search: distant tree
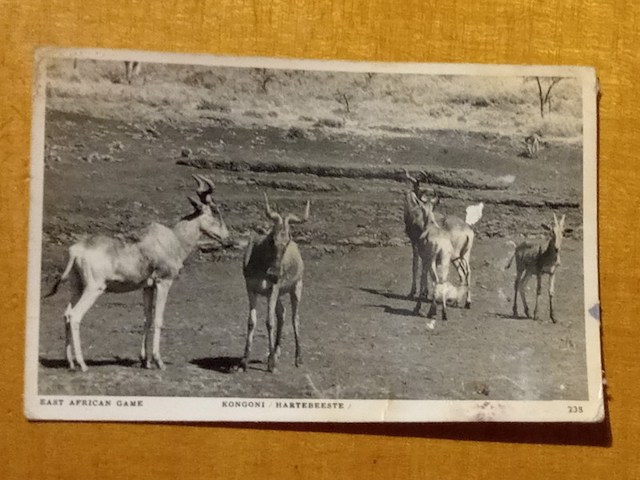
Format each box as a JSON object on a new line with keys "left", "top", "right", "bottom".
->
{"left": 255, "top": 68, "right": 276, "bottom": 93}
{"left": 533, "top": 77, "right": 563, "bottom": 118}
{"left": 335, "top": 90, "right": 353, "bottom": 113}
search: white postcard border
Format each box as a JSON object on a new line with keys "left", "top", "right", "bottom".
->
{"left": 24, "top": 47, "right": 603, "bottom": 423}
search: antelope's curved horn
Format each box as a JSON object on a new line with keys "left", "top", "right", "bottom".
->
{"left": 192, "top": 174, "right": 208, "bottom": 194}
{"left": 197, "top": 174, "right": 215, "bottom": 193}
{"left": 264, "top": 192, "right": 280, "bottom": 221}
{"left": 402, "top": 168, "right": 419, "bottom": 186}
{"left": 188, "top": 195, "right": 203, "bottom": 210}
{"left": 285, "top": 200, "right": 311, "bottom": 226}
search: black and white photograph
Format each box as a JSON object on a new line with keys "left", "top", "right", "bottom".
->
{"left": 25, "top": 48, "right": 601, "bottom": 422}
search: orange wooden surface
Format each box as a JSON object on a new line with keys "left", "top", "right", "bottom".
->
{"left": 1, "top": 1, "right": 639, "bottom": 478}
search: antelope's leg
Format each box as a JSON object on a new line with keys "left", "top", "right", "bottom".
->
{"left": 533, "top": 273, "right": 542, "bottom": 321}
{"left": 266, "top": 287, "right": 279, "bottom": 372}
{"left": 291, "top": 281, "right": 303, "bottom": 367}
{"left": 64, "top": 273, "right": 82, "bottom": 369}
{"left": 512, "top": 268, "right": 522, "bottom": 317}
{"left": 463, "top": 255, "right": 472, "bottom": 308}
{"left": 426, "top": 261, "right": 439, "bottom": 319}
{"left": 64, "top": 314, "right": 74, "bottom": 369}
{"left": 240, "top": 290, "right": 258, "bottom": 372}
{"left": 453, "top": 258, "right": 466, "bottom": 283}
{"left": 409, "top": 242, "right": 420, "bottom": 298}
{"left": 151, "top": 279, "right": 173, "bottom": 370}
{"left": 441, "top": 285, "right": 448, "bottom": 321}
{"left": 140, "top": 287, "right": 155, "bottom": 368}
{"left": 67, "top": 285, "right": 104, "bottom": 372}
{"left": 549, "top": 271, "right": 557, "bottom": 323}
{"left": 413, "top": 264, "right": 428, "bottom": 315}
{"left": 519, "top": 272, "right": 532, "bottom": 318}
{"left": 274, "top": 299, "right": 285, "bottom": 360}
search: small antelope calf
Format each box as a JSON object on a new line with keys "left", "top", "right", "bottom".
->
{"left": 413, "top": 198, "right": 456, "bottom": 321}
{"left": 45, "top": 175, "right": 231, "bottom": 371}
{"left": 240, "top": 194, "right": 310, "bottom": 373}
{"left": 507, "top": 213, "right": 566, "bottom": 323}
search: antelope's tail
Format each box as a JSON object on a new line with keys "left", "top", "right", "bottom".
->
{"left": 465, "top": 202, "right": 484, "bottom": 226}
{"left": 504, "top": 240, "right": 517, "bottom": 270}
{"left": 43, "top": 252, "right": 75, "bottom": 298}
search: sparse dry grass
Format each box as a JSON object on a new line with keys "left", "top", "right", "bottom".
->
{"left": 46, "top": 58, "right": 583, "bottom": 141}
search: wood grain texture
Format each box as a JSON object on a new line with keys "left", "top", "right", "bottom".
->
{"left": 1, "top": 0, "right": 638, "bottom": 477}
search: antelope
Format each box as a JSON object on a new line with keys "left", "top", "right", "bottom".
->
{"left": 402, "top": 169, "right": 480, "bottom": 307}
{"left": 44, "top": 175, "right": 231, "bottom": 371}
{"left": 240, "top": 194, "right": 310, "bottom": 373}
{"left": 124, "top": 61, "right": 141, "bottom": 84}
{"left": 413, "top": 198, "right": 455, "bottom": 321}
{"left": 506, "top": 213, "right": 566, "bottom": 323}
{"left": 524, "top": 134, "right": 541, "bottom": 158}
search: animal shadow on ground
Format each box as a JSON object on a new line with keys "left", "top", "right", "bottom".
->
{"left": 190, "top": 357, "right": 263, "bottom": 374}
{"left": 364, "top": 304, "right": 418, "bottom": 317}
{"left": 492, "top": 312, "right": 534, "bottom": 321}
{"left": 39, "top": 356, "right": 139, "bottom": 368}
{"left": 359, "top": 287, "right": 409, "bottom": 301}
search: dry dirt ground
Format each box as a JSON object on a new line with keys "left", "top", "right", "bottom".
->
{"left": 37, "top": 111, "right": 588, "bottom": 400}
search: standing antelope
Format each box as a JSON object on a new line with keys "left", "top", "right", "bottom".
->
{"left": 44, "top": 175, "right": 231, "bottom": 371}
{"left": 413, "top": 198, "right": 456, "bottom": 321}
{"left": 240, "top": 194, "right": 310, "bottom": 373}
{"left": 507, "top": 213, "right": 566, "bottom": 323}
{"left": 524, "top": 134, "right": 541, "bottom": 158}
{"left": 402, "top": 169, "right": 481, "bottom": 307}
{"left": 124, "top": 61, "right": 141, "bottom": 84}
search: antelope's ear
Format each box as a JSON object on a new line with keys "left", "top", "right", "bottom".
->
{"left": 541, "top": 223, "right": 551, "bottom": 231}
{"left": 564, "top": 227, "right": 573, "bottom": 235}
{"left": 188, "top": 196, "right": 203, "bottom": 210}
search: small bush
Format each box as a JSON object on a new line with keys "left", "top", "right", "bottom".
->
{"left": 284, "top": 126, "right": 312, "bottom": 141}
{"left": 196, "top": 100, "right": 231, "bottom": 113}
{"left": 109, "top": 141, "right": 124, "bottom": 152}
{"left": 243, "top": 110, "right": 263, "bottom": 119}
{"left": 313, "top": 117, "right": 344, "bottom": 129}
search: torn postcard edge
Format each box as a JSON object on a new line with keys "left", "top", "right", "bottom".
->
{"left": 25, "top": 47, "right": 602, "bottom": 423}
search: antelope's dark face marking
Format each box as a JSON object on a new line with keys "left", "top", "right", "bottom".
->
{"left": 266, "top": 218, "right": 292, "bottom": 282}
{"left": 262, "top": 193, "right": 310, "bottom": 283}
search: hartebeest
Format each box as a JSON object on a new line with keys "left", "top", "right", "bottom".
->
{"left": 507, "top": 213, "right": 566, "bottom": 323}
{"left": 402, "top": 169, "right": 481, "bottom": 307}
{"left": 240, "top": 194, "right": 310, "bottom": 373}
{"left": 413, "top": 198, "right": 456, "bottom": 321}
{"left": 524, "top": 134, "right": 541, "bottom": 158}
{"left": 44, "top": 175, "right": 231, "bottom": 371}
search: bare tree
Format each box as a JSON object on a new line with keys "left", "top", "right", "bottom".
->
{"left": 335, "top": 90, "right": 353, "bottom": 113}
{"left": 255, "top": 68, "right": 276, "bottom": 93}
{"left": 534, "top": 77, "right": 563, "bottom": 118}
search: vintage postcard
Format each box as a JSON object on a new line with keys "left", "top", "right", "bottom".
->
{"left": 24, "top": 48, "right": 602, "bottom": 422}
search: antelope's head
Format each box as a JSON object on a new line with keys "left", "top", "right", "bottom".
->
{"left": 543, "top": 213, "right": 566, "bottom": 252}
{"left": 263, "top": 193, "right": 310, "bottom": 283}
{"left": 419, "top": 196, "right": 441, "bottom": 228}
{"left": 403, "top": 168, "right": 430, "bottom": 203}
{"left": 188, "top": 174, "right": 232, "bottom": 246}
